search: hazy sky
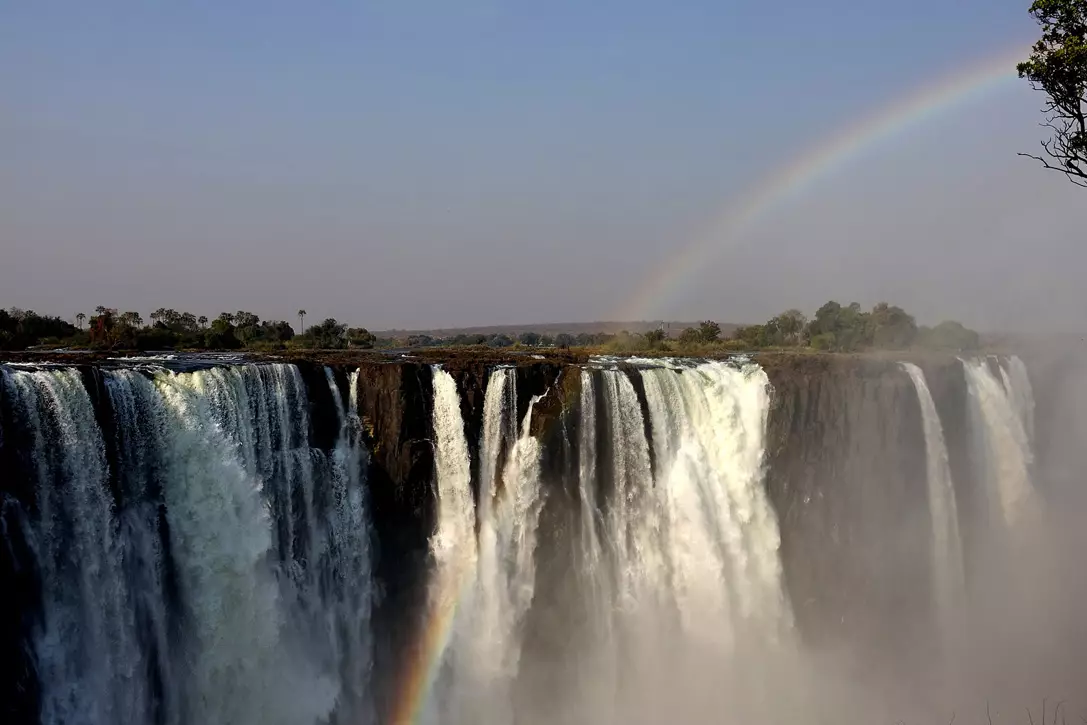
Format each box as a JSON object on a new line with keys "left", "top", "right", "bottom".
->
{"left": 2, "top": 1, "right": 1084, "bottom": 331}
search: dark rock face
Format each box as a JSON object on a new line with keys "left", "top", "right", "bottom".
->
{"left": 351, "top": 357, "right": 569, "bottom": 721}
{"left": 762, "top": 356, "right": 932, "bottom": 655}
{"left": 353, "top": 361, "right": 435, "bottom": 714}
{"left": 0, "top": 376, "right": 43, "bottom": 725}
{"left": 1019, "top": 346, "right": 1087, "bottom": 508}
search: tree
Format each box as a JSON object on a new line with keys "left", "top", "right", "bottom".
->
{"left": 232, "top": 311, "right": 261, "bottom": 345}
{"left": 915, "top": 321, "right": 980, "bottom": 351}
{"left": 76, "top": 312, "right": 86, "bottom": 330}
{"left": 117, "top": 311, "right": 144, "bottom": 335}
{"left": 1018, "top": 0, "right": 1087, "bottom": 186}
{"left": 644, "top": 328, "right": 666, "bottom": 348}
{"left": 775, "top": 309, "right": 807, "bottom": 345}
{"left": 198, "top": 315, "right": 208, "bottom": 329}
{"left": 869, "top": 302, "right": 917, "bottom": 349}
{"left": 298, "top": 309, "right": 307, "bottom": 335}
{"left": 260, "top": 320, "right": 295, "bottom": 342}
{"left": 347, "top": 327, "right": 376, "bottom": 348}
{"left": 307, "top": 318, "right": 347, "bottom": 348}
{"left": 698, "top": 320, "right": 721, "bottom": 343}
{"left": 519, "top": 331, "right": 542, "bottom": 346}
{"left": 234, "top": 311, "right": 259, "bottom": 328}
{"left": 88, "top": 307, "right": 119, "bottom": 347}
{"left": 678, "top": 327, "right": 703, "bottom": 345}
{"left": 804, "top": 300, "right": 873, "bottom": 351}
{"left": 732, "top": 324, "right": 772, "bottom": 347}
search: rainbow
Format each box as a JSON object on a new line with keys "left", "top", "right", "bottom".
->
{"left": 386, "top": 546, "right": 476, "bottom": 725}
{"left": 385, "top": 45, "right": 1029, "bottom": 725}
{"left": 617, "top": 45, "right": 1028, "bottom": 322}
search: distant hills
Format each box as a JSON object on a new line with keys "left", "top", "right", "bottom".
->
{"left": 374, "top": 320, "right": 743, "bottom": 340}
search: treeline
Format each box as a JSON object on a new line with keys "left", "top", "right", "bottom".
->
{"left": 728, "top": 301, "right": 980, "bottom": 352}
{"left": 0, "top": 307, "right": 377, "bottom": 352}
{"left": 0, "top": 309, "right": 78, "bottom": 350}
{"left": 583, "top": 302, "right": 979, "bottom": 354}
{"left": 1, "top": 301, "right": 979, "bottom": 354}
{"left": 389, "top": 331, "right": 615, "bottom": 349}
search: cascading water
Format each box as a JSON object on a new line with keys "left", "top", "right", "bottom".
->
{"left": 426, "top": 367, "right": 545, "bottom": 725}
{"left": 0, "top": 362, "right": 374, "bottom": 725}
{"left": 1001, "top": 355, "right": 1035, "bottom": 446}
{"left": 320, "top": 367, "right": 374, "bottom": 722}
{"left": 901, "top": 362, "right": 965, "bottom": 635}
{"left": 638, "top": 360, "right": 790, "bottom": 645}
{"left": 564, "top": 359, "right": 793, "bottom": 723}
{"left": 577, "top": 370, "right": 603, "bottom": 579}
{"left": 5, "top": 350, "right": 1051, "bottom": 725}
{"left": 3, "top": 367, "right": 150, "bottom": 725}
{"left": 424, "top": 367, "right": 479, "bottom": 725}
{"left": 962, "top": 357, "right": 1037, "bottom": 528}
{"left": 598, "top": 368, "right": 662, "bottom": 613}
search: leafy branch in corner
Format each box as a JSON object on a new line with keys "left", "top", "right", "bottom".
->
{"left": 1018, "top": 0, "right": 1087, "bottom": 187}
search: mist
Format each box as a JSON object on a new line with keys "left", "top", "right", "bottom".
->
{"left": 421, "top": 352, "right": 1087, "bottom": 725}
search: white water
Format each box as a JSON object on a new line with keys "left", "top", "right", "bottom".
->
{"left": 151, "top": 365, "right": 340, "bottom": 725}
{"left": 599, "top": 369, "right": 664, "bottom": 616}
{"left": 321, "top": 367, "right": 374, "bottom": 722}
{"left": 962, "top": 357, "right": 1037, "bottom": 528}
{"left": 2, "top": 367, "right": 147, "bottom": 725}
{"left": 1, "top": 363, "right": 375, "bottom": 725}
{"left": 425, "top": 367, "right": 479, "bottom": 724}
{"left": 639, "top": 361, "right": 790, "bottom": 645}
{"left": 561, "top": 361, "right": 792, "bottom": 722}
{"left": 103, "top": 369, "right": 182, "bottom": 725}
{"left": 427, "top": 366, "right": 546, "bottom": 725}
{"left": 901, "top": 362, "right": 966, "bottom": 634}
{"left": 1002, "top": 355, "right": 1036, "bottom": 446}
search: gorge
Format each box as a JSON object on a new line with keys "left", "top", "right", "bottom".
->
{"left": 1, "top": 349, "right": 1085, "bottom": 725}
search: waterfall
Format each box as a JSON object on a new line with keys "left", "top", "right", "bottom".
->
{"left": 6, "top": 350, "right": 1014, "bottom": 725}
{"left": 577, "top": 370, "right": 602, "bottom": 574}
{"left": 427, "top": 367, "right": 545, "bottom": 725}
{"left": 2, "top": 367, "right": 148, "bottom": 725}
{"left": 1, "top": 362, "right": 375, "bottom": 725}
{"left": 639, "top": 361, "right": 790, "bottom": 645}
{"left": 562, "top": 360, "right": 792, "bottom": 722}
{"left": 962, "top": 357, "right": 1037, "bottom": 528}
{"left": 321, "top": 367, "right": 374, "bottom": 723}
{"left": 1001, "top": 355, "right": 1035, "bottom": 446}
{"left": 599, "top": 369, "right": 663, "bottom": 614}
{"left": 901, "top": 362, "right": 965, "bottom": 633}
{"left": 571, "top": 369, "right": 619, "bottom": 723}
{"left": 425, "top": 367, "right": 478, "bottom": 725}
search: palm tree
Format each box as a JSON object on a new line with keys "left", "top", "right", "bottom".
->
{"left": 76, "top": 312, "right": 86, "bottom": 330}
{"left": 297, "top": 309, "right": 307, "bottom": 335}
{"left": 198, "top": 315, "right": 208, "bottom": 329}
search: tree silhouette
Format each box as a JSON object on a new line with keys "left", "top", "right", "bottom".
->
{"left": 198, "top": 315, "right": 208, "bottom": 329}
{"left": 297, "top": 309, "right": 307, "bottom": 335}
{"left": 76, "top": 312, "right": 86, "bottom": 330}
{"left": 698, "top": 320, "right": 721, "bottom": 343}
{"left": 1018, "top": 0, "right": 1087, "bottom": 187}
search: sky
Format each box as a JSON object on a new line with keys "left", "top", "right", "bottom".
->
{"left": 1, "top": 0, "right": 1084, "bottom": 332}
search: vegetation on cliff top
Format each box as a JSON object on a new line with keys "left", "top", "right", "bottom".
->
{"left": 0, "top": 306, "right": 375, "bottom": 353}
{"left": 589, "top": 301, "right": 979, "bottom": 356}
{"left": 1, "top": 300, "right": 978, "bottom": 356}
